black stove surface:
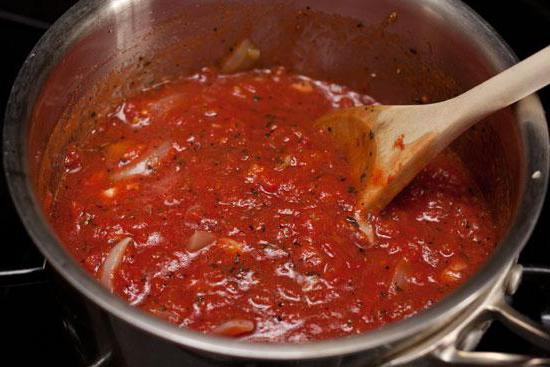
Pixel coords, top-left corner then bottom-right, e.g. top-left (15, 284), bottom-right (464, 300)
top-left (1, 1), bottom-right (548, 366)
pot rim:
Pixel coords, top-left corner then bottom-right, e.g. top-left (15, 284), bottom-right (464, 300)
top-left (3, 0), bottom-right (549, 360)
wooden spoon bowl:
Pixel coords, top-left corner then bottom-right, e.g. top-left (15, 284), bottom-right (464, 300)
top-left (316, 46), bottom-right (550, 213)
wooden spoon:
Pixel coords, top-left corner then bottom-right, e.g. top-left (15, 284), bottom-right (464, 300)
top-left (316, 46), bottom-right (550, 213)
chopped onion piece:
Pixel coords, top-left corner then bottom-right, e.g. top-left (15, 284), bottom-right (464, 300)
top-left (441, 258), bottom-right (468, 283)
top-left (291, 81), bottom-right (313, 93)
top-left (101, 237), bottom-right (133, 291)
top-left (219, 238), bottom-right (243, 254)
top-left (187, 230), bottom-right (216, 252)
top-left (148, 93), bottom-right (187, 116)
top-left (354, 210), bottom-right (374, 243)
top-left (102, 187), bottom-right (117, 198)
top-left (111, 142), bottom-right (171, 181)
top-left (212, 319), bottom-right (255, 337)
top-left (390, 258), bottom-right (412, 293)
top-left (221, 39), bottom-right (261, 74)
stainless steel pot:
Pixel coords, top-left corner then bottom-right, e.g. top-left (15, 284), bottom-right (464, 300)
top-left (3, 0), bottom-right (550, 366)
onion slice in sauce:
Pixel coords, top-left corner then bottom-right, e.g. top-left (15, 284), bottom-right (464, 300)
top-left (390, 258), bottom-right (413, 294)
top-left (221, 39), bottom-right (261, 74)
top-left (111, 142), bottom-right (172, 181)
top-left (354, 210), bottom-right (375, 244)
top-left (101, 237), bottom-right (133, 291)
top-left (186, 230), bottom-right (216, 252)
top-left (212, 319), bottom-right (255, 337)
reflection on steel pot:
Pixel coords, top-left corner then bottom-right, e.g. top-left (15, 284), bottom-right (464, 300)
top-left (3, 0), bottom-right (549, 366)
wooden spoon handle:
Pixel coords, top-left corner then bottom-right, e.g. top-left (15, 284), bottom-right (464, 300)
top-left (457, 46), bottom-right (550, 110)
top-left (439, 45), bottom-right (550, 145)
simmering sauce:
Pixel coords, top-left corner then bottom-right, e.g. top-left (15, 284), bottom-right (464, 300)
top-left (47, 67), bottom-right (497, 342)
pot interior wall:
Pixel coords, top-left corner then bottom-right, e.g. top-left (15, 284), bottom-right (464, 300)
top-left (30, 0), bottom-right (519, 250)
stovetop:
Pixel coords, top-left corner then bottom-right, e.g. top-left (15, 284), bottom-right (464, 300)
top-left (1, 1), bottom-right (548, 366)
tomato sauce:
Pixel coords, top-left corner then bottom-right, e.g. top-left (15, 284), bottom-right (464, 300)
top-left (47, 67), bottom-right (497, 342)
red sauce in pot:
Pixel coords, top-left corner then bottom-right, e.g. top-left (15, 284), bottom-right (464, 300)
top-left (47, 67), bottom-right (497, 342)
